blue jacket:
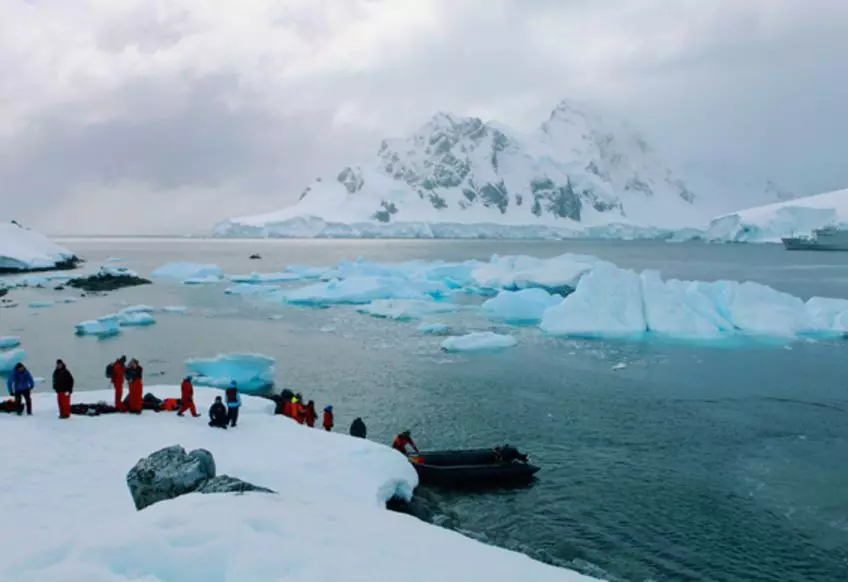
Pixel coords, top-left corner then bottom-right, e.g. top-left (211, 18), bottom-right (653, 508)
top-left (7, 368), bottom-right (34, 395)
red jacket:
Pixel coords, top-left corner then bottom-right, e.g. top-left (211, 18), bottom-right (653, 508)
top-left (392, 435), bottom-right (418, 454)
top-left (113, 361), bottom-right (125, 386)
top-left (292, 402), bottom-right (305, 424)
top-left (322, 410), bottom-right (334, 429)
top-left (181, 380), bottom-right (193, 402)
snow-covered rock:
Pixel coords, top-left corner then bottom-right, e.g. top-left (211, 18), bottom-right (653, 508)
top-left (126, 445), bottom-right (216, 510)
top-left (706, 187), bottom-right (848, 242)
top-left (0, 222), bottom-right (77, 271)
top-left (185, 353), bottom-right (275, 393)
top-left (441, 332), bottom-right (518, 352)
top-left (215, 99), bottom-right (707, 239)
top-left (152, 262), bottom-right (223, 280)
top-left (0, 348), bottom-right (26, 373)
top-left (482, 288), bottom-right (562, 323)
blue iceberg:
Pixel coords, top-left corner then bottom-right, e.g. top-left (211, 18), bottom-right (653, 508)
top-left (228, 272), bottom-right (303, 284)
top-left (185, 353), bottom-right (275, 393)
top-left (75, 315), bottom-right (121, 338)
top-left (441, 332), bottom-right (517, 353)
top-left (417, 322), bottom-right (450, 335)
top-left (482, 288), bottom-right (561, 324)
top-left (0, 337), bottom-right (21, 350)
top-left (357, 299), bottom-right (462, 321)
top-left (152, 262), bottom-right (223, 281)
top-left (28, 300), bottom-right (55, 309)
top-left (0, 348), bottom-right (27, 373)
top-left (118, 312), bottom-right (156, 327)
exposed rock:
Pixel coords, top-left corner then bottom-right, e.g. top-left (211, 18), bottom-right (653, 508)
top-left (68, 273), bottom-right (151, 292)
top-left (195, 475), bottom-right (275, 495)
top-left (249, 254), bottom-right (262, 260)
top-left (126, 445), bottom-right (216, 510)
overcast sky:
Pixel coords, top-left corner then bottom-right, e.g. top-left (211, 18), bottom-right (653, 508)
top-left (1, 0), bottom-right (846, 234)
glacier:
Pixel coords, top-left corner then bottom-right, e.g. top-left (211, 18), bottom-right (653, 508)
top-left (185, 353), bottom-right (276, 393)
top-left (0, 348), bottom-right (26, 374)
top-left (706, 187), bottom-right (848, 243)
top-left (0, 387), bottom-right (591, 582)
top-left (441, 332), bottom-right (518, 352)
top-left (0, 222), bottom-right (78, 272)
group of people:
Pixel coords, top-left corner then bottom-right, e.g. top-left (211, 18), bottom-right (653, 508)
top-left (105, 356), bottom-right (145, 414)
top-left (5, 360), bottom-right (75, 418)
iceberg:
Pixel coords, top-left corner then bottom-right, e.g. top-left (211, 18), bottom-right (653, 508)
top-left (357, 299), bottom-right (462, 321)
top-left (284, 277), bottom-right (433, 306)
top-left (224, 283), bottom-right (281, 295)
top-left (161, 305), bottom-right (188, 313)
top-left (0, 348), bottom-right (26, 374)
top-left (228, 271), bottom-right (304, 284)
top-left (0, 222), bottom-right (78, 272)
top-left (27, 300), bottom-right (55, 309)
top-left (0, 336), bottom-right (21, 350)
top-left (417, 322), bottom-right (450, 335)
top-left (118, 312), bottom-right (156, 327)
top-left (706, 187), bottom-right (848, 242)
top-left (152, 262), bottom-right (223, 280)
top-left (185, 353), bottom-right (276, 393)
top-left (183, 275), bottom-right (224, 285)
top-left (472, 254), bottom-right (601, 294)
top-left (441, 332), bottom-right (518, 352)
top-left (0, 386), bottom-right (590, 582)
top-left (482, 288), bottom-right (561, 324)
top-left (75, 315), bottom-right (121, 338)
top-left (119, 304), bottom-right (156, 314)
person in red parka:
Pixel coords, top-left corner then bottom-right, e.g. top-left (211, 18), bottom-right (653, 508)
top-left (322, 405), bottom-right (334, 432)
top-left (392, 430), bottom-right (419, 455)
top-left (125, 358), bottom-right (144, 414)
top-left (304, 400), bottom-right (317, 428)
top-left (111, 356), bottom-right (126, 411)
top-left (177, 376), bottom-right (201, 417)
top-left (53, 359), bottom-right (74, 419)
top-left (291, 396), bottom-right (304, 424)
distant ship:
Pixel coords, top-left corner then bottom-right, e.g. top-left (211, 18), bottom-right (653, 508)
top-left (782, 226), bottom-right (848, 251)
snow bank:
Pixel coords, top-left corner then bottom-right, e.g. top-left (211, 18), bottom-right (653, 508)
top-left (0, 222), bottom-right (77, 271)
top-left (0, 387), bottom-right (588, 582)
top-left (185, 353), bottom-right (275, 393)
top-left (357, 299), bottom-right (462, 320)
top-left (441, 332), bottom-right (518, 352)
top-left (152, 262), bottom-right (223, 280)
top-left (706, 187), bottom-right (848, 242)
top-left (0, 347), bottom-right (26, 373)
top-left (482, 288), bottom-right (561, 323)
top-left (540, 264), bottom-right (848, 340)
top-left (75, 315), bottom-right (121, 337)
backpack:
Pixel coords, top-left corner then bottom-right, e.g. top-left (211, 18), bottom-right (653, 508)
top-left (105, 362), bottom-right (114, 379)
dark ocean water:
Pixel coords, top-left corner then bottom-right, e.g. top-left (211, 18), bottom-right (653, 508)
top-left (1, 238), bottom-right (847, 582)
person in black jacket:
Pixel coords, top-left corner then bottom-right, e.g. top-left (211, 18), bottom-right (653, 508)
top-left (208, 396), bottom-right (228, 429)
top-left (53, 359), bottom-right (74, 419)
top-left (349, 417), bottom-right (367, 439)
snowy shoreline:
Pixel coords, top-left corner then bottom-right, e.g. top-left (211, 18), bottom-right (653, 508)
top-left (0, 386), bottom-right (594, 582)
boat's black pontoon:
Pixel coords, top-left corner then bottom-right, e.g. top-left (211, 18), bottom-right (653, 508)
top-left (407, 445), bottom-right (539, 488)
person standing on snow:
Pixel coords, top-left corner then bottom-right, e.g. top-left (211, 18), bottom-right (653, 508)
top-left (53, 359), bottom-right (74, 419)
top-left (177, 376), bottom-right (201, 418)
top-left (107, 356), bottom-right (127, 411)
top-left (291, 396), bottom-right (304, 424)
top-left (208, 396), bottom-right (228, 429)
top-left (349, 417), bottom-right (367, 439)
top-left (304, 400), bottom-right (317, 428)
top-left (125, 358), bottom-right (144, 414)
top-left (322, 405), bottom-right (334, 432)
top-left (225, 381), bottom-right (241, 427)
top-left (7, 362), bottom-right (34, 416)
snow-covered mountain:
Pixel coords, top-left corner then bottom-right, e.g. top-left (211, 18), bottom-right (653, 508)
top-left (0, 221), bottom-right (78, 272)
top-left (706, 187), bottom-right (848, 242)
top-left (216, 100), bottom-right (732, 238)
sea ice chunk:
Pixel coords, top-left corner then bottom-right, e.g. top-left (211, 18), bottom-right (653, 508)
top-left (284, 277), bottom-right (428, 306)
top-left (441, 332), bottom-right (517, 352)
top-left (0, 348), bottom-right (26, 373)
top-left (185, 353), bottom-right (275, 392)
top-left (0, 336), bottom-right (21, 349)
top-left (75, 315), bottom-right (121, 337)
top-left (27, 300), bottom-right (55, 309)
top-left (152, 262), bottom-right (223, 280)
top-left (229, 271), bottom-right (303, 284)
top-left (805, 296), bottom-right (848, 333)
top-left (183, 275), bottom-right (224, 285)
top-left (472, 253), bottom-right (600, 293)
top-left (119, 304), bottom-right (156, 314)
top-left (118, 312), bottom-right (156, 327)
top-left (224, 283), bottom-right (281, 295)
top-left (482, 288), bottom-right (561, 323)
top-left (357, 299), bottom-right (461, 320)
top-left (161, 305), bottom-right (188, 314)
top-left (417, 322), bottom-right (450, 335)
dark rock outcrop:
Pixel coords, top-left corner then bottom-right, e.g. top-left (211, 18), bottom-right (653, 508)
top-left (68, 272), bottom-right (151, 292)
top-left (196, 475), bottom-right (275, 495)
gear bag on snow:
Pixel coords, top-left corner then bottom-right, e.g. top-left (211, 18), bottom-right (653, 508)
top-left (105, 363), bottom-right (114, 379)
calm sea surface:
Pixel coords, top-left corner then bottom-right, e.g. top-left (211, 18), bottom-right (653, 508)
top-left (2, 238), bottom-right (847, 582)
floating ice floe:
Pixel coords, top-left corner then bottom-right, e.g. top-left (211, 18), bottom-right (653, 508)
top-left (357, 299), bottom-right (462, 321)
top-left (228, 271), bottom-right (304, 284)
top-left (15, 275), bottom-right (50, 288)
top-left (471, 254), bottom-right (600, 294)
top-left (161, 305), bottom-right (188, 314)
top-left (75, 315), bottom-right (121, 337)
top-left (105, 257), bottom-right (124, 262)
top-left (224, 283), bottom-right (281, 295)
top-left (0, 348), bottom-right (26, 373)
top-left (152, 262), bottom-right (223, 281)
top-left (27, 300), bottom-right (55, 309)
top-left (119, 304), bottom-right (155, 314)
top-left (284, 277), bottom-right (439, 306)
top-left (482, 288), bottom-right (561, 324)
top-left (417, 322), bottom-right (450, 335)
top-left (441, 332), bottom-right (518, 352)
top-left (0, 386), bottom-right (588, 582)
top-left (185, 353), bottom-right (276, 393)
top-left (118, 312), bottom-right (156, 327)
top-left (60, 297), bottom-right (77, 304)
top-left (0, 336), bottom-right (21, 349)
top-left (183, 275), bottom-right (224, 285)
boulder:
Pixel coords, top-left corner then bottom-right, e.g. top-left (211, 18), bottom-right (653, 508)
top-left (68, 272), bottom-right (151, 292)
top-left (195, 475), bottom-right (275, 495)
top-left (126, 445), bottom-right (216, 510)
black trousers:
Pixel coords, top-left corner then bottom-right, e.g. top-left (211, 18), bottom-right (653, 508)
top-left (15, 389), bottom-right (32, 415)
top-left (209, 417), bottom-right (228, 429)
top-left (227, 407), bottom-right (239, 427)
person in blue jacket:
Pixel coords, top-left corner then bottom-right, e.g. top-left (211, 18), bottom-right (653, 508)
top-left (7, 362), bottom-right (35, 416)
top-left (225, 380), bottom-right (241, 427)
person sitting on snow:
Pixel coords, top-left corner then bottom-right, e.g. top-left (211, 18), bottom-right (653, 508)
top-left (177, 376), bottom-right (201, 418)
top-left (392, 430), bottom-right (419, 455)
top-left (349, 417), bottom-right (367, 439)
top-left (208, 396), bottom-right (228, 429)
top-left (225, 381), bottom-right (241, 427)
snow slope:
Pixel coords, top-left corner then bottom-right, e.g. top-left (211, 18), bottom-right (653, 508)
top-left (706, 187), bottom-right (848, 242)
top-left (0, 222), bottom-right (77, 271)
top-left (0, 387), bottom-right (591, 582)
top-left (215, 99), bottom-right (709, 238)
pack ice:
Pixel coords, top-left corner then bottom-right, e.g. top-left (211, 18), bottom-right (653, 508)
top-left (441, 332), bottom-right (518, 352)
top-left (185, 353), bottom-right (276, 392)
top-left (0, 222), bottom-right (77, 271)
